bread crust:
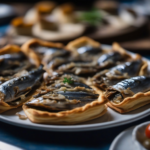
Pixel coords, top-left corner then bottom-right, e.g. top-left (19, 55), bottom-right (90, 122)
top-left (23, 102), bottom-right (107, 125)
top-left (112, 42), bottom-right (137, 60)
top-left (66, 36), bottom-right (101, 56)
top-left (139, 60), bottom-right (148, 76)
top-left (106, 91), bottom-right (150, 113)
top-left (0, 44), bottom-right (20, 55)
top-left (0, 101), bottom-right (25, 113)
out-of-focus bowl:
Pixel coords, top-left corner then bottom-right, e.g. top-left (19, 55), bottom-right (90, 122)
top-left (132, 121), bottom-right (150, 150)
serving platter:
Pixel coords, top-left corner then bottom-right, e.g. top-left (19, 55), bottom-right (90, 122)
top-left (0, 45), bottom-right (150, 132)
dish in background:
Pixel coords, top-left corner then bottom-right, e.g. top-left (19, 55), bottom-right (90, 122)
top-left (133, 121), bottom-right (150, 150)
top-left (109, 126), bottom-right (136, 150)
top-left (0, 4), bottom-right (16, 25)
top-left (8, 2), bottom-right (86, 45)
top-left (6, 1), bottom-right (148, 45)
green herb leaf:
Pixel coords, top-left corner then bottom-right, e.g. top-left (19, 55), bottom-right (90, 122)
top-left (79, 8), bottom-right (102, 26)
top-left (63, 77), bottom-right (74, 84)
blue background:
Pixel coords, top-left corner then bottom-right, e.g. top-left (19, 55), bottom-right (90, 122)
top-left (1, 115), bottom-right (150, 150)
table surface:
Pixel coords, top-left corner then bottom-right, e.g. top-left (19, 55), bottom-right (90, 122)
top-left (0, 25), bottom-right (150, 150)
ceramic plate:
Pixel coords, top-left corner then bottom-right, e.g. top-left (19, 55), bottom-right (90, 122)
top-left (109, 126), bottom-right (136, 150)
top-left (0, 45), bottom-right (150, 132)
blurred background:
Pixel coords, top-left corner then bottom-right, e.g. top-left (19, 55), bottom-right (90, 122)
top-left (0, 0), bottom-right (150, 54)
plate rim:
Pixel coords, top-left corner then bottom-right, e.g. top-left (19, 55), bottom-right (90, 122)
top-left (109, 126), bottom-right (135, 150)
top-left (0, 108), bottom-right (150, 132)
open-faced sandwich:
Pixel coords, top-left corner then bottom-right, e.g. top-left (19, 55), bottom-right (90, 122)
top-left (105, 76), bottom-right (150, 113)
top-left (23, 73), bottom-right (107, 124)
top-left (0, 44), bottom-right (44, 113)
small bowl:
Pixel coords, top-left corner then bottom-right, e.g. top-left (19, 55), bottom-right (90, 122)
top-left (132, 121), bottom-right (150, 150)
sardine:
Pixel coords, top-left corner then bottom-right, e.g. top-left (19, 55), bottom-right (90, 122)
top-left (56, 91), bottom-right (98, 101)
top-left (25, 71), bottom-right (99, 111)
top-left (0, 65), bottom-right (44, 102)
top-left (92, 59), bottom-right (143, 90)
top-left (105, 76), bottom-right (150, 103)
top-left (97, 52), bottom-right (123, 68)
top-left (105, 59), bottom-right (143, 79)
top-left (46, 57), bottom-right (69, 70)
top-left (0, 52), bottom-right (34, 76)
top-left (45, 56), bottom-right (86, 71)
top-left (0, 52), bottom-right (25, 72)
top-left (25, 90), bottom-right (99, 111)
top-left (0, 52), bottom-right (25, 61)
top-left (31, 45), bottom-right (70, 63)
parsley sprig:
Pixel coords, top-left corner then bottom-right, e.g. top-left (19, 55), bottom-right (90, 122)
top-left (63, 77), bottom-right (74, 84)
top-left (79, 8), bottom-right (102, 26)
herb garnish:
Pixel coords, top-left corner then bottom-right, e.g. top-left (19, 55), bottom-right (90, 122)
top-left (79, 8), bottom-right (102, 26)
top-left (63, 77), bottom-right (74, 84)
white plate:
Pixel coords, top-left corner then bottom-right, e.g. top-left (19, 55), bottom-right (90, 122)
top-left (109, 126), bottom-right (136, 150)
top-left (0, 45), bottom-right (150, 132)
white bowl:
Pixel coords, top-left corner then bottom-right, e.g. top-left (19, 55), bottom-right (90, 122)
top-left (132, 121), bottom-right (150, 150)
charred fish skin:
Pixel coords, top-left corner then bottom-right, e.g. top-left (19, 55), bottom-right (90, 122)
top-left (56, 91), bottom-right (99, 101)
top-left (0, 65), bottom-right (44, 103)
top-left (112, 76), bottom-right (150, 94)
top-left (97, 52), bottom-right (122, 66)
top-left (77, 46), bottom-right (101, 54)
top-left (25, 91), bottom-right (99, 111)
top-left (106, 59), bottom-right (143, 78)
